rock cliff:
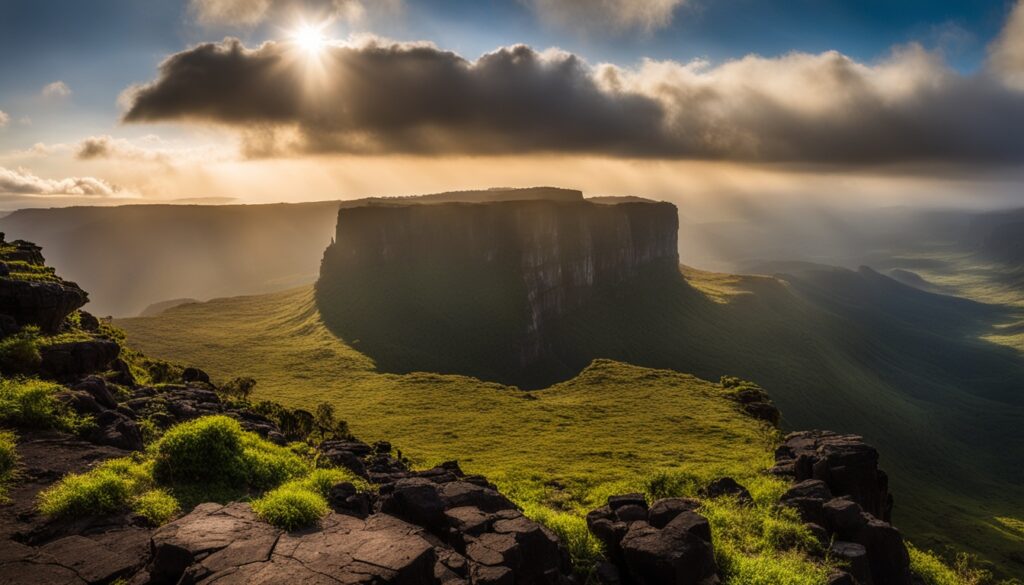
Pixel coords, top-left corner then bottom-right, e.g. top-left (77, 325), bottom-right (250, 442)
top-left (316, 192), bottom-right (679, 386)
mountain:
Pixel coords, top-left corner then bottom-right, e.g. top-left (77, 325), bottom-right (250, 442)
top-left (316, 197), bottom-right (678, 386)
top-left (0, 188), bottom-right (587, 317)
top-left (3, 234), bottom-right (948, 585)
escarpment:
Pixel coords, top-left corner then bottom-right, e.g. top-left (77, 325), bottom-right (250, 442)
top-left (315, 190), bottom-right (679, 387)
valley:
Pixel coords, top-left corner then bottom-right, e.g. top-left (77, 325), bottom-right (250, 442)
top-left (117, 262), bottom-right (1024, 578)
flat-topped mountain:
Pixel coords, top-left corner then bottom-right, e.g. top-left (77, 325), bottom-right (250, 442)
top-left (315, 196), bottom-right (679, 385)
top-left (0, 187), bottom-right (601, 317)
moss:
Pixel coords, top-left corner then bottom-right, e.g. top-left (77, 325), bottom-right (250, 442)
top-left (251, 483), bottom-right (329, 530)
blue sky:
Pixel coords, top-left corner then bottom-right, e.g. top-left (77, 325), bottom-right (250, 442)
top-left (2, 0), bottom-right (1024, 208)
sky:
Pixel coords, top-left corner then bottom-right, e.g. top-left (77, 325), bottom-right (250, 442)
top-left (1, 0), bottom-right (1024, 213)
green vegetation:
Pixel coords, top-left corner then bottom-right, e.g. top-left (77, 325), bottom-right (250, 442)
top-left (251, 482), bottom-right (328, 530)
top-left (0, 326), bottom-right (41, 375)
top-left (1, 259), bottom-right (60, 283)
top-left (0, 377), bottom-right (91, 431)
top-left (116, 272), bottom-right (1024, 579)
top-left (251, 468), bottom-right (364, 530)
top-left (0, 429), bottom-right (17, 503)
top-left (38, 415), bottom-right (364, 529)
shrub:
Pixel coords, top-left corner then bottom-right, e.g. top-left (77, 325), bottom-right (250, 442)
top-left (293, 467), bottom-right (368, 495)
top-left (240, 433), bottom-right (309, 489)
top-left (132, 489), bottom-right (179, 525)
top-left (251, 483), bottom-right (328, 530)
top-left (153, 415), bottom-right (309, 492)
top-left (152, 416), bottom-right (247, 485)
top-left (0, 327), bottom-right (41, 375)
top-left (38, 464), bottom-right (135, 518)
top-left (0, 430), bottom-right (18, 502)
top-left (221, 377), bottom-right (257, 400)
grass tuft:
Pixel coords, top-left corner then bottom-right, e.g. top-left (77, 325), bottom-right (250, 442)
top-left (0, 430), bottom-right (18, 502)
top-left (251, 483), bottom-right (329, 530)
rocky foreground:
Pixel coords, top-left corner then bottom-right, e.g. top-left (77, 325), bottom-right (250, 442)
top-left (0, 234), bottom-right (921, 585)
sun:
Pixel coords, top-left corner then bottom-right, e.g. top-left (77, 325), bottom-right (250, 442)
top-left (292, 24), bottom-right (328, 56)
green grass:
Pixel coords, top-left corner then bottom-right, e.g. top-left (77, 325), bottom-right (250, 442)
top-left (0, 429), bottom-right (17, 503)
top-left (37, 415), bottom-right (341, 526)
top-left (0, 326), bottom-right (42, 375)
top-left (115, 270), bottom-right (1024, 580)
top-left (0, 377), bottom-right (91, 431)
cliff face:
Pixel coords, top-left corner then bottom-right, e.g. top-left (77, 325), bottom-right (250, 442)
top-left (316, 197), bottom-right (679, 385)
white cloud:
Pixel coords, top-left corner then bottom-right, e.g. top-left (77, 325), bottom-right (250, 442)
top-left (41, 81), bottom-right (71, 99)
top-left (990, 0), bottom-right (1024, 89)
top-left (0, 166), bottom-right (119, 196)
top-left (0, 110), bottom-right (8, 128)
top-left (189, 0), bottom-right (400, 27)
top-left (526, 0), bottom-right (688, 33)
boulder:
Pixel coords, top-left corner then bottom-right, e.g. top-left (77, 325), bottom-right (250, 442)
top-left (87, 411), bottom-right (144, 451)
top-left (829, 541), bottom-right (871, 585)
top-left (619, 512), bottom-right (718, 585)
top-left (648, 498), bottom-right (700, 529)
top-left (39, 339), bottom-right (120, 381)
top-left (181, 367), bottom-right (210, 384)
top-left (0, 278), bottom-right (88, 334)
top-left (73, 376), bottom-right (118, 410)
top-left (700, 478), bottom-right (753, 505)
top-left (587, 495), bottom-right (719, 585)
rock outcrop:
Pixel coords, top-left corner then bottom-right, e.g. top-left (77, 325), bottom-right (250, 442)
top-left (0, 233), bottom-right (88, 334)
top-left (316, 191), bottom-right (679, 385)
top-left (586, 494), bottom-right (718, 585)
top-left (773, 431), bottom-right (913, 585)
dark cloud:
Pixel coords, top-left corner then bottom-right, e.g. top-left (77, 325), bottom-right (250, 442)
top-left (122, 30), bottom-right (1024, 165)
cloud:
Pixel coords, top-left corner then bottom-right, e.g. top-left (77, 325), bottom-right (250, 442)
top-left (73, 134), bottom-right (234, 165)
top-left (75, 135), bottom-right (168, 162)
top-left (990, 1), bottom-right (1024, 89)
top-left (41, 81), bottom-right (71, 99)
top-left (122, 3), bottom-right (1024, 167)
top-left (0, 166), bottom-right (119, 196)
top-left (189, 0), bottom-right (400, 27)
top-left (0, 110), bottom-right (8, 128)
top-left (525, 0), bottom-right (688, 33)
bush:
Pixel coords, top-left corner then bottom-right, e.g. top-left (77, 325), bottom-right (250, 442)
top-left (251, 483), bottom-right (328, 530)
top-left (152, 415), bottom-right (309, 492)
top-left (221, 377), bottom-right (257, 400)
top-left (132, 489), bottom-right (179, 525)
top-left (293, 467), bottom-right (368, 495)
top-left (152, 416), bottom-right (247, 485)
top-left (0, 430), bottom-right (17, 502)
top-left (38, 464), bottom-right (135, 518)
top-left (0, 377), bottom-right (68, 429)
top-left (241, 433), bottom-right (309, 489)
top-left (0, 327), bottom-right (41, 375)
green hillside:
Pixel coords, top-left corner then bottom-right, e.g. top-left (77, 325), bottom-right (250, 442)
top-left (117, 266), bottom-right (1024, 579)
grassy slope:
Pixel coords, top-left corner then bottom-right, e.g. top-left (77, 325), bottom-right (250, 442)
top-left (117, 286), bottom-right (773, 508)
top-left (117, 270), bottom-right (1024, 578)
